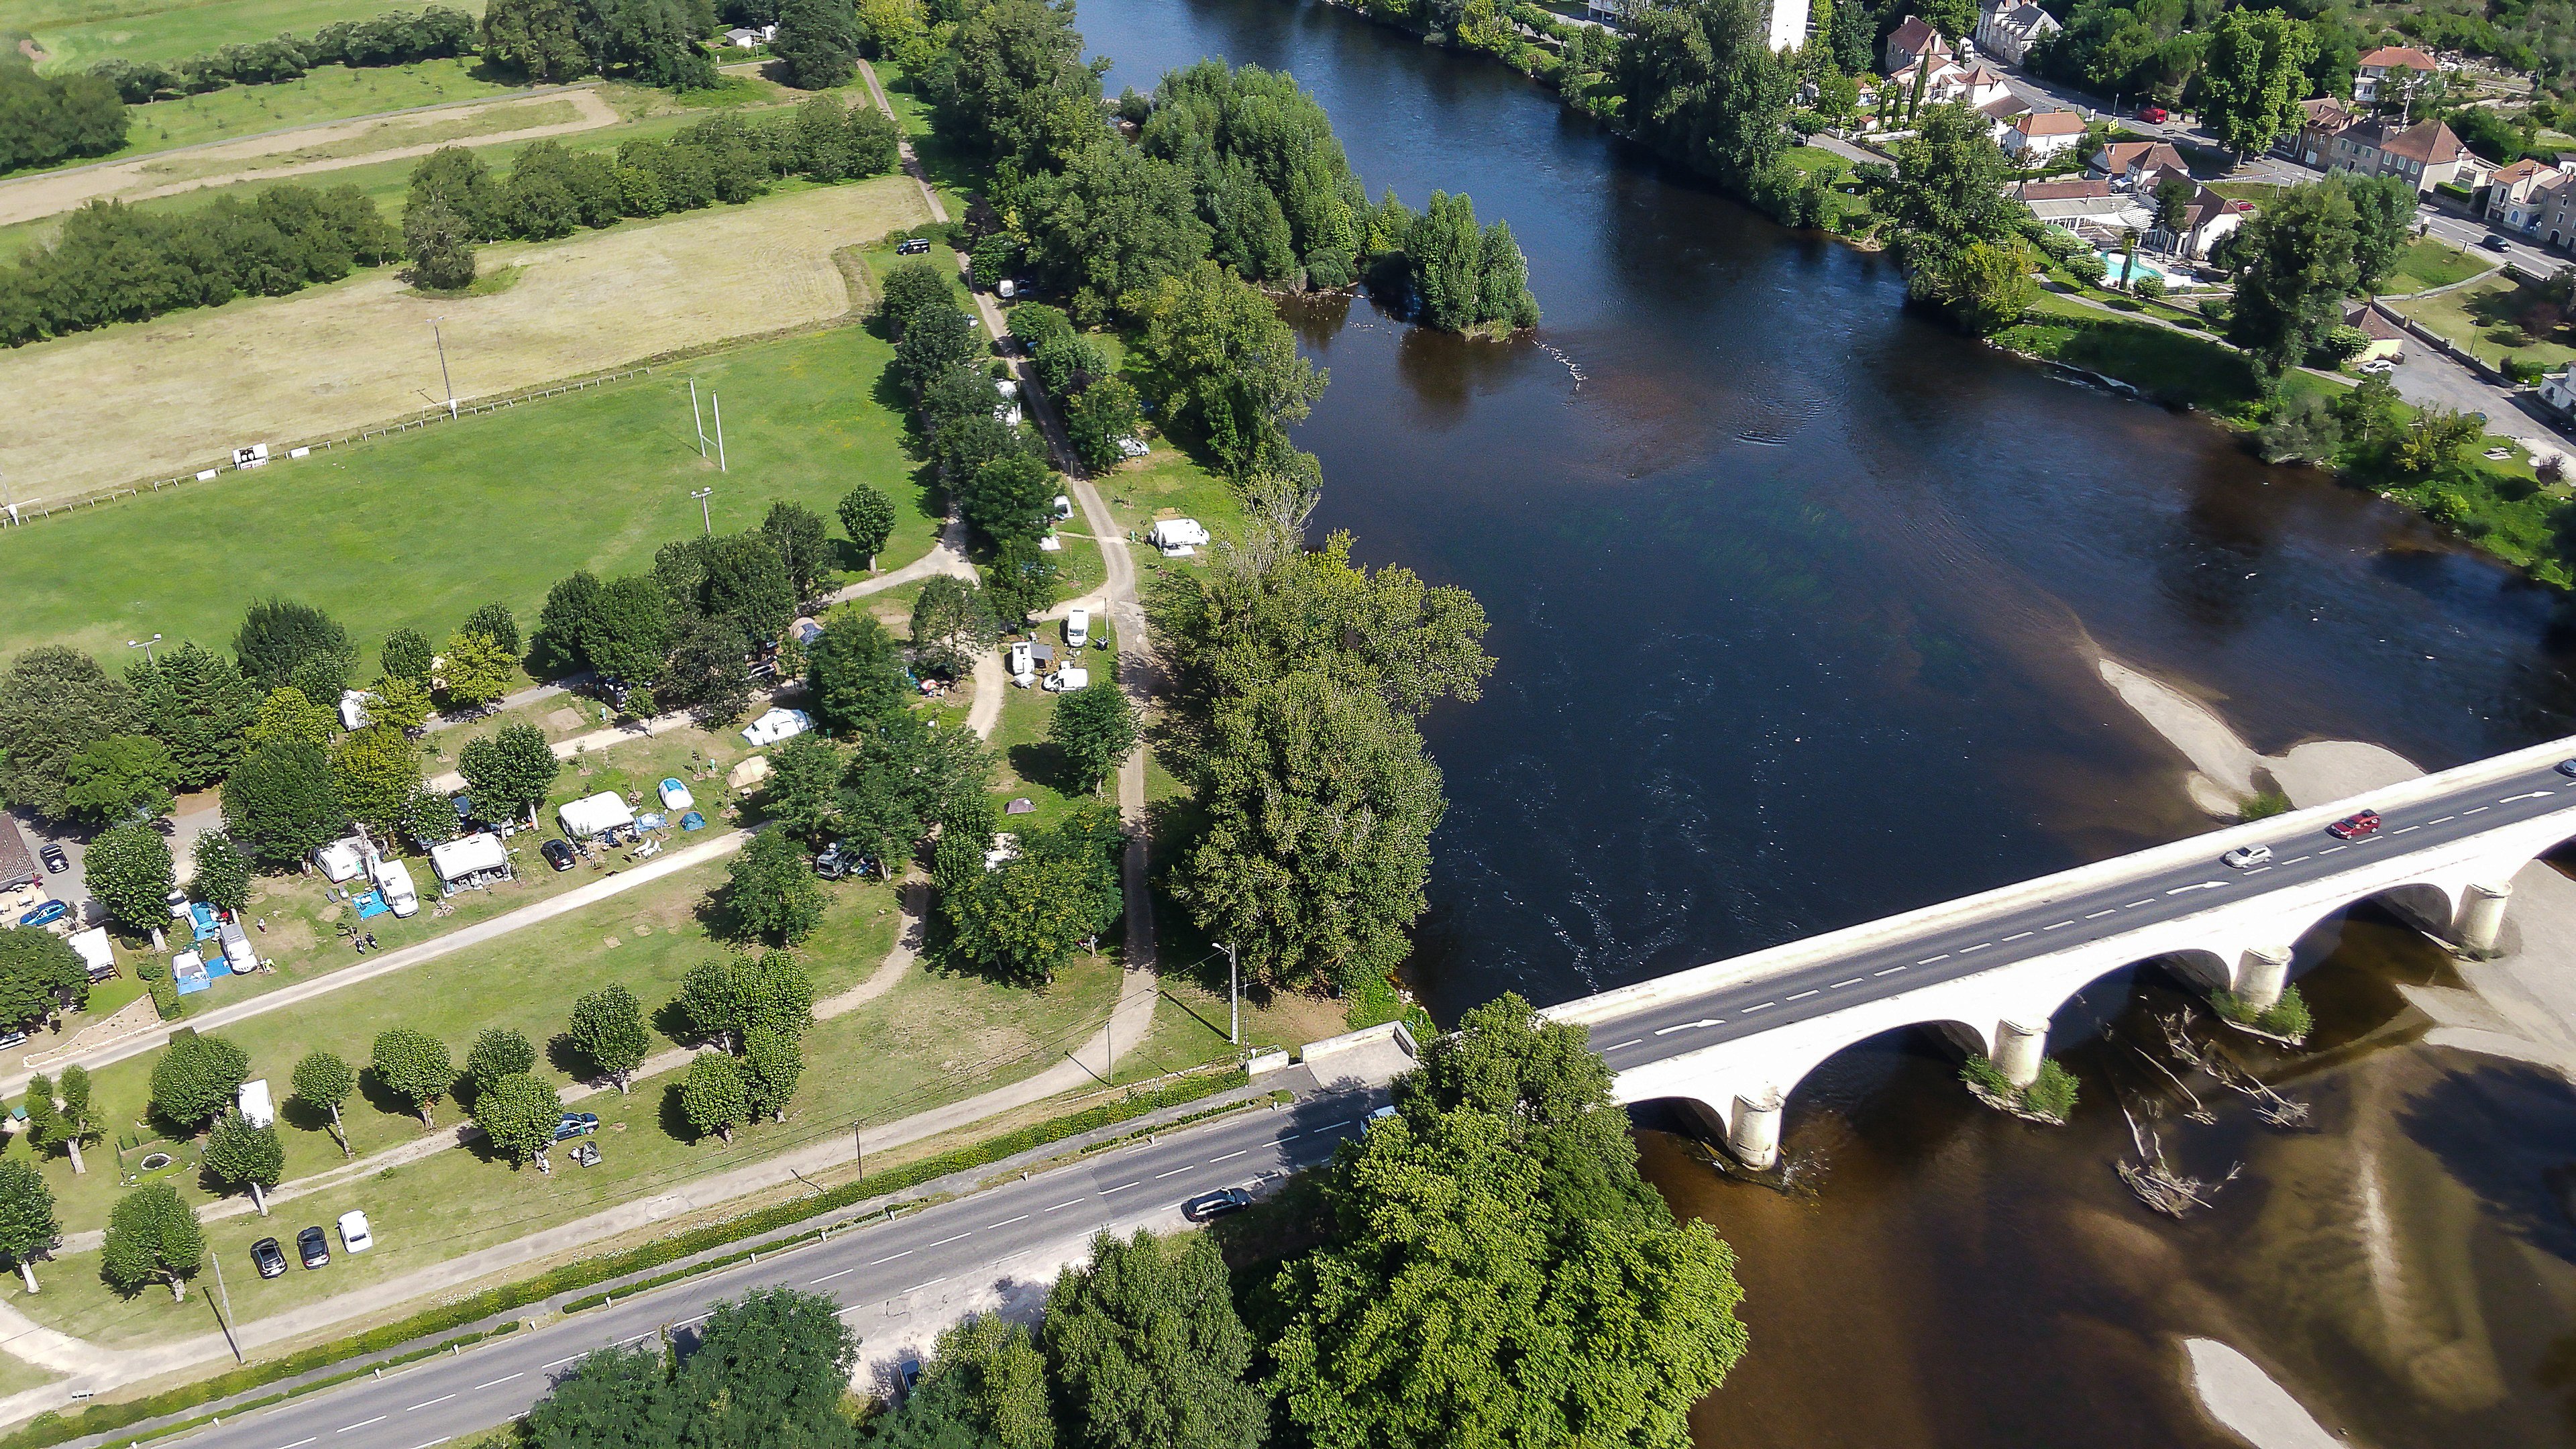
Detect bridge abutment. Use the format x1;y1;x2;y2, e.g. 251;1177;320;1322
1727;1090;1785;1171
1992;1019;2047;1089
2455;881;2512;956
2235;945;2293;1012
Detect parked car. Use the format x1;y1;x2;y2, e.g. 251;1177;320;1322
2326;809;2383;840
2221;844;2273;869
658;777;694;812
541;839;577;872
554;1112;601;1141
895;237;931;256
2137;103;2168;123
1183;1187;1254;1221
250;1237;288;1279
38;845;66;875
16;902;65;928
899;1358;924;1395
339;1210;374;1252
0;1031;28;1051
297;1226;330;1269
2557;758;2576;778
2357;358;2397;376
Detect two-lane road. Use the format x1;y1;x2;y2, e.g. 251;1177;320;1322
174;1091;1383;1449
1583;756;2576;1068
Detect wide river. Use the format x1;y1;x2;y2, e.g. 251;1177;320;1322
1077;0;2576;1442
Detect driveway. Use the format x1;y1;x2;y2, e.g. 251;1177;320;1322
2383;337;2575;463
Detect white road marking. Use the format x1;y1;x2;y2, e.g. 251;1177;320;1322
337;1418;386;1434
2501;791;2555;803
1100;1181;1140;1194
1875;965;1907;976
543;1356;584;1370
404;1440;450;1449
2430;816;2453;824
1917;953;1949;964
2002;931;2033;942
927;1232;972;1247
2244;865;2273;875
407;1395;454;1412
989;1215;1027;1227
1653;1018;1723;1034
2321;845;2347;853
280;1440;318;1448
2166;881;2227;895
2084;909;2117;919
2284;855;2308;863
1210;1150;1247;1163
2394;825;2420;834
1829;978;1862;989
2467;806;2490;814
837;1304;867;1318
1958;943;1991;954
1153;1167;1193;1179
2043;921;2074;930
1786;989;1817;1001
1743;1001;1776;1012
1606;1038;1643;1051
471;1374;521;1391
869;1250;914;1265
1275;1132;1301;1142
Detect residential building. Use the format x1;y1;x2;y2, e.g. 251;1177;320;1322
2343;304;2408;365
1885;54;2011;113
2000;109;2087;160
1979;92;2033;129
1885;14;1949;74
2326;118;2467;195
2012;179;2146;245
2542;367;2575;419
1972;0;2060;64
2538;174;2576;248
2287;97;2356;167
2353;46;2440;106
2484;159;2569;236
2145;181;2248;260
2089;141;2190;188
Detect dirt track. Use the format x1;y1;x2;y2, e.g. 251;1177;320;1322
0;87;621;230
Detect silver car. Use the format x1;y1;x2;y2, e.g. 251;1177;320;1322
2221;844;2273;869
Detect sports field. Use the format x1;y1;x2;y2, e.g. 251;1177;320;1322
0;297;948;667
29;0;490;72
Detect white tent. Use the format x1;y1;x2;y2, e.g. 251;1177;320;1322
237;1079;275;1129
558;792;636;839
741;707;813;747
1148;518;1210;549
66;927;113;979
430;832;509;886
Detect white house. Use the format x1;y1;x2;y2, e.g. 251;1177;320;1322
2000;109;2086;160
2485;158;2570;237
2089;140;2190;187
2543;368;2576;421
1972;0;2060;64
2353;46;2438;106
723;23;777;48
2146;179;2248;260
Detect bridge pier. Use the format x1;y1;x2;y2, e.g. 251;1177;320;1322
1726;1091;1784;1171
2455;881;2512;956
1992;1020;2047;1089
2236;945;2293;1013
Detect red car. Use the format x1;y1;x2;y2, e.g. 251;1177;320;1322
2137;104;2169;123
2326;809;2382;840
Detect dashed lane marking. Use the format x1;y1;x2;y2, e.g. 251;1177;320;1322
1100;1182;1140;1194
2124;900;2155;908
2430;816;2453;824
2245;865;2273;874
1786;990;1818;1001
407;1395;454;1412
1153;1167;1193;1179
927;1232;972;1247
1829;978;1862;989
1958;943;1991;954
2394;825;2420;834
281;1440;318;1448
2043;921;2074;930
543;1356;584;1371
471;1375;521;1391
1743;1001;1776;1012
1875;966;1907;976
336;1418;386;1434
989;1215;1027;1227
1607;1038;1643;1051
2284;855;2309;863
2467;806;2490;814
2002;932;2033;942
2321;845;2347;854
2084;909;2116;920
869;1250;914;1265
1917;954;1949;964
1210;1150;1247;1163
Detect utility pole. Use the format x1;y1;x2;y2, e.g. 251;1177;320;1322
430;317;458;419
207;1249;243;1363
712;392;728;473
692;487;714;537
690;380;708;458
1227;943;1238;1045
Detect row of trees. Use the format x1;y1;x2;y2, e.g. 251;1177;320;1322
2033;0;2359;124
2219;170;2424;382
87;7;478;104
0;68;127;177
477;0;724;90
0;184;398;347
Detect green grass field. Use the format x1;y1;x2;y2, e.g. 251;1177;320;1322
2392;274;2576;370
2379;235;2493;295
0;321;947;670
2002;290;2265;419
105;59;524;155
32;0;490;72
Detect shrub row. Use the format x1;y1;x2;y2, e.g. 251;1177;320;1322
1;1068;1247;1449
88;9;476;104
0;68;127;176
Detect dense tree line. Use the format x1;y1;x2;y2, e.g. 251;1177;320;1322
0;68;127;176
2216;170;2419;382
89;8;478;103
477;0;722;89
0;184;398;346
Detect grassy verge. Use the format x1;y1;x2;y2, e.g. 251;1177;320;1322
30;0;492;71
2390;274;2576;371
2379;235;2493;295
48;59;525;170
1998;290;2266;419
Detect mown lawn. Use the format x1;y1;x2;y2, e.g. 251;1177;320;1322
2392;274;2576;370
0;322;946;670
31;0;490;71
60;60;527;168
2379;235;2493;296
1998;290;2265;419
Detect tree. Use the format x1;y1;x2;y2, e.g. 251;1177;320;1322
2194;9;2315;159
439;629;517;710
589;574;675;686
909;576;1004;680
370;672;435;733
1043;1230;1265;1449
761;500;835;601
62;735;178;824
292;1050;356;1157
480;0;588;82
883;1312;1055;1449
21;1075;58;1173
2223;178;2362;382
201;1112;285;1216
679;1052;750;1142
2153;172;2195;236
838;484;899;568
984;537;1066;628
680;949;816;1048
465;1027;537;1102
739;1024;804;1122
0;928;87;1032
2345;172;2418;292
759;733;845;845
774;0;860;89
222;740;344;867
672;1288;861;1443
1616;0;1795;194
404;197;478;290
458;722;561;826
1134;261;1326;477
1947;239;2038;334
898;305;987;390
0;1161;58;1293
808;612;911;737
371;1027;455;1125
149;1030;250;1133
101;1182;204;1302
382;628;436;686
87;824;176;936
663;618;756;722
1020;142;1212;324
943;806;1122;983
185;833;251;916
54;1066;96;1175
245;686;335;750
569;984;651;1093
470;600;523;659
474;1071;565;1172
880;259;959;335
0;645;136;820
233;598;354;694
1067;376;1143;472
125;643;259;790
407;146;503;238
331;724;423;835
1859;103;2032;330
1172;674;1443;994
1049;680;1136;796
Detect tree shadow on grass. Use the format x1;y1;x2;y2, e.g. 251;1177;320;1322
1006;740;1070;794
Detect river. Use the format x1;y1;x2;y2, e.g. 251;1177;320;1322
1071;1;2576;1443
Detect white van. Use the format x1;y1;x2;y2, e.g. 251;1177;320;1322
373;860;419;918
1064;608;1089;649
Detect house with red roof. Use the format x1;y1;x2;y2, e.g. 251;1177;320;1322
2354;46;2440;106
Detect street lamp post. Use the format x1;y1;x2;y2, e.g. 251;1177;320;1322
691;488;714;537
1226;943;1238;1046
125;634;162;664
430;318;458;419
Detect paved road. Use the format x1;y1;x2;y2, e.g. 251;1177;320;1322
170;1089;1379;1449
2416;207;2562;281
1583;755;2576;1067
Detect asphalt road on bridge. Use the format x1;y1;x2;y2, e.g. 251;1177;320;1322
177;1089;1382;1449
1585;757;2576;1069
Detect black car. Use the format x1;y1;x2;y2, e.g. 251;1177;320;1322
541;839;577;872
250;1237;288;1279
1183;1187;1253;1221
296;1226;330;1269
2483;234;2511;252
895;237;932;256
554;1112;601;1141
38;844;66;875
